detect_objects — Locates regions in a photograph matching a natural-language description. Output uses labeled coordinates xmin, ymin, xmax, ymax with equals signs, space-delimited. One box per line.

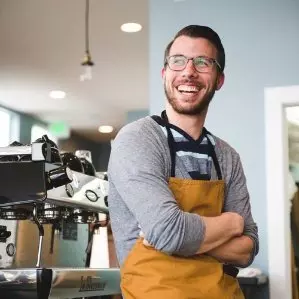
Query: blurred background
xmin=0 ymin=0 xmax=149 ymax=171
xmin=1 ymin=1 xmax=299 ymax=298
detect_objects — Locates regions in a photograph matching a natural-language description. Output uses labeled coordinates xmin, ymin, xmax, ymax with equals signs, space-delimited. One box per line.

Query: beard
xmin=164 ymin=83 xmax=216 ymax=116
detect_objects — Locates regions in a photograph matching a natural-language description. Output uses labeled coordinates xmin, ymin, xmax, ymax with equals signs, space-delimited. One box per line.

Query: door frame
xmin=265 ymin=85 xmax=299 ymax=299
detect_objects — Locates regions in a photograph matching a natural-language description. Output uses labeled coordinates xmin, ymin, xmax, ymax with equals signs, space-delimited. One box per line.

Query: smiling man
xmin=108 ymin=25 xmax=259 ymax=299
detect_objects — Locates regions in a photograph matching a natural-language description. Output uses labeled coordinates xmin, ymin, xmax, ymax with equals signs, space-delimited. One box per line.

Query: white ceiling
xmin=0 ymin=0 xmax=149 ymax=142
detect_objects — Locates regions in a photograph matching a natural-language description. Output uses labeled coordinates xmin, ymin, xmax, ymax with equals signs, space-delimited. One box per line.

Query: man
xmin=108 ymin=25 xmax=259 ymax=299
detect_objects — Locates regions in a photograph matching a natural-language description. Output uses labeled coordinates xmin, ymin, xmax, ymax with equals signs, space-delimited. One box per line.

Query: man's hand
xmin=206 ymin=235 xmax=254 ymax=267
xmin=197 ymin=212 xmax=244 ymax=254
xmin=139 ymin=231 xmax=153 ymax=247
xmin=222 ymin=212 xmax=244 ymax=236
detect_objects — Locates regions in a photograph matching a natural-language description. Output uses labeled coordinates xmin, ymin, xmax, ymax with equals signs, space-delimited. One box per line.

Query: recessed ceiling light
xmin=121 ymin=23 xmax=142 ymax=33
xmin=49 ymin=90 xmax=66 ymax=99
xmin=98 ymin=125 xmax=114 ymax=133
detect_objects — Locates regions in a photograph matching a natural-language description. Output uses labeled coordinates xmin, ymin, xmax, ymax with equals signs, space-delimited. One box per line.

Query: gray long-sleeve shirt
xmin=107 ymin=116 xmax=259 ymax=267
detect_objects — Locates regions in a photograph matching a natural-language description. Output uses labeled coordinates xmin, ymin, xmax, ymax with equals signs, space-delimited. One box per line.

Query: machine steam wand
xmin=32 ymin=205 xmax=44 ymax=268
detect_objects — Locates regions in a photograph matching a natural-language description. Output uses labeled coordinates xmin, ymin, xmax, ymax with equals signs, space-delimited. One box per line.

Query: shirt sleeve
xmin=223 ymin=152 xmax=259 ymax=267
xmin=108 ymin=123 xmax=205 ymax=256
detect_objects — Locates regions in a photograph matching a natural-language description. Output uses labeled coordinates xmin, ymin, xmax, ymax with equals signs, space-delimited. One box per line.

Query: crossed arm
xmin=197 ymin=213 xmax=255 ymax=267
xmin=205 ymin=235 xmax=254 ymax=267
xmin=142 ymin=214 xmax=255 ymax=267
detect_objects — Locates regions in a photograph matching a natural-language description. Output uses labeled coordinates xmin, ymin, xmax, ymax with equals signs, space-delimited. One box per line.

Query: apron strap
xmin=151 ymin=114 xmax=176 ymax=177
xmin=223 ymin=264 xmax=239 ymax=278
xmin=165 ymin=125 xmax=177 ymax=178
xmin=151 ymin=113 xmax=222 ymax=180
xmin=203 ymin=128 xmax=222 ymax=180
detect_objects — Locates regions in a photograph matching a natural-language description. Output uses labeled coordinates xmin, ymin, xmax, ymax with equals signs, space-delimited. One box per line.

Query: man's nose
xmin=182 ymin=59 xmax=197 ymax=77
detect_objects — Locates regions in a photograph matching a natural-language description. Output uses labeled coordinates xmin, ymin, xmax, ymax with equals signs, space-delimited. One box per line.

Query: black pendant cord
xmin=82 ymin=0 xmax=94 ymax=66
xmin=85 ymin=0 xmax=90 ymax=55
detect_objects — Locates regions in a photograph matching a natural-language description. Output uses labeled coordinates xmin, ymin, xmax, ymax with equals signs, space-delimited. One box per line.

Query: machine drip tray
xmin=0 ymin=268 xmax=52 ymax=299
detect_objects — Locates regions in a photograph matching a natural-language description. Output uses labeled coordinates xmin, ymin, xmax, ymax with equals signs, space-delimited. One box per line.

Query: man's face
xmin=162 ymin=36 xmax=224 ymax=116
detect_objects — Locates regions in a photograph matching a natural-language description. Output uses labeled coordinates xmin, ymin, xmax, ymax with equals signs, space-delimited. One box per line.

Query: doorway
xmin=265 ymin=85 xmax=299 ymax=299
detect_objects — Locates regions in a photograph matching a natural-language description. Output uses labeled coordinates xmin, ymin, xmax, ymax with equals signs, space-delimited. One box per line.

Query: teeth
xmin=177 ymin=85 xmax=199 ymax=92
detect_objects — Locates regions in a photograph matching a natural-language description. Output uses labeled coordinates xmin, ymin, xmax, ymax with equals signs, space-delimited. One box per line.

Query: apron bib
xmin=120 ymin=114 xmax=244 ymax=299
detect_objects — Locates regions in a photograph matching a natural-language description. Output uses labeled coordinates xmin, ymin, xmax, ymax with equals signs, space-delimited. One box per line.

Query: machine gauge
xmin=6 ymin=243 xmax=15 ymax=257
xmin=65 ymin=184 xmax=74 ymax=197
xmin=85 ymin=190 xmax=98 ymax=202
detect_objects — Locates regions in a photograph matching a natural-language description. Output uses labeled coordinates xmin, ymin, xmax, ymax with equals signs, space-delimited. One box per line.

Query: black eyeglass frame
xmin=165 ymin=55 xmax=222 ymax=72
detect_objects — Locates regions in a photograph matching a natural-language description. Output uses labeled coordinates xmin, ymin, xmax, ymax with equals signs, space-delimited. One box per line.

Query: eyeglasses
xmin=165 ymin=55 xmax=221 ymax=73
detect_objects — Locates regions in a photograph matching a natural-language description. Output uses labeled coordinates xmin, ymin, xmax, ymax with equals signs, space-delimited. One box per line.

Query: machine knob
xmin=0 ymin=226 xmax=11 ymax=243
xmin=104 ymin=196 xmax=108 ymax=207
xmin=6 ymin=243 xmax=15 ymax=257
xmin=47 ymin=166 xmax=73 ymax=190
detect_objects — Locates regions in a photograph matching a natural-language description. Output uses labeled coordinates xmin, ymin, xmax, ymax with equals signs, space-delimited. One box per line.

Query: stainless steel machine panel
xmin=0 ymin=220 xmax=17 ymax=268
xmin=49 ymin=268 xmax=121 ymax=298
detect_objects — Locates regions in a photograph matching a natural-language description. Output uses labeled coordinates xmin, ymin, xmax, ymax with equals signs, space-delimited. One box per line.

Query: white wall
xmin=149 ymin=0 xmax=299 ymax=279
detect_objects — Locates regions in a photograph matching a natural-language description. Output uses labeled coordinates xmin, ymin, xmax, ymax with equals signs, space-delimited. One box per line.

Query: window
xmin=31 ymin=125 xmax=58 ymax=144
xmin=0 ymin=108 xmax=11 ymax=147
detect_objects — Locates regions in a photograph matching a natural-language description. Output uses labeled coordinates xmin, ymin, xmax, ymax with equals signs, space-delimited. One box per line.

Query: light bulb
xmin=80 ymin=65 xmax=93 ymax=82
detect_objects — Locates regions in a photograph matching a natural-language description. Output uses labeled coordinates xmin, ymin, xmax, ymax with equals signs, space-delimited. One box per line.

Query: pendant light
xmin=80 ymin=0 xmax=94 ymax=82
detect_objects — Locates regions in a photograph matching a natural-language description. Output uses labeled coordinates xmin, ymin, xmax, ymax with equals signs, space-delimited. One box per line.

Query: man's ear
xmin=161 ymin=67 xmax=166 ymax=79
xmin=216 ymin=72 xmax=225 ymax=90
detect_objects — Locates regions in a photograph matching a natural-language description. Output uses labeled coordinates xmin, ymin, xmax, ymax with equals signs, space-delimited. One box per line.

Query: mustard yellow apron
xmin=120 ymin=115 xmax=244 ymax=299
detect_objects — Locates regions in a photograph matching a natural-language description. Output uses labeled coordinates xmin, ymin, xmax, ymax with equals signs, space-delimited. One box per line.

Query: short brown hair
xmin=164 ymin=25 xmax=225 ymax=72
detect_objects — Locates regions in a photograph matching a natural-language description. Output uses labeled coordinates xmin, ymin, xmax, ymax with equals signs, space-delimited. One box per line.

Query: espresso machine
xmin=0 ymin=136 xmax=121 ymax=299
